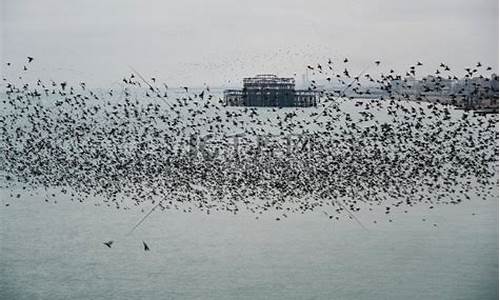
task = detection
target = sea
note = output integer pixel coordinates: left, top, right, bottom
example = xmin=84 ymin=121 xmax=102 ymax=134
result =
xmin=0 ymin=88 xmax=498 ymax=300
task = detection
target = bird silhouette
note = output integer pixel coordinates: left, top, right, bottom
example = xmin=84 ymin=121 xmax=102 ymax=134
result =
xmin=0 ymin=57 xmax=497 ymax=238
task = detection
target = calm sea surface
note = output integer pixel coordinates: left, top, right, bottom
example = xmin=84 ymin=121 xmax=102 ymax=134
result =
xmin=0 ymin=188 xmax=498 ymax=300
xmin=0 ymin=92 xmax=498 ymax=299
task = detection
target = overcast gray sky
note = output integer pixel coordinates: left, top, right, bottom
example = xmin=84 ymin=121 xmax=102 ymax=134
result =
xmin=1 ymin=0 xmax=498 ymax=87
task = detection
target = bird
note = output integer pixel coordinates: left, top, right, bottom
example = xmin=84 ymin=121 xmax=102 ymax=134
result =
xmin=0 ymin=57 xmax=497 ymax=241
xmin=27 ymin=56 xmax=34 ymax=63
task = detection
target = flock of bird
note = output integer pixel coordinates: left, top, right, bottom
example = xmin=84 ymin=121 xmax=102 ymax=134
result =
xmin=1 ymin=57 xmax=498 ymax=250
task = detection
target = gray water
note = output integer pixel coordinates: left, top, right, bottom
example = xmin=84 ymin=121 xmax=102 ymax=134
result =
xmin=0 ymin=92 xmax=498 ymax=299
xmin=0 ymin=187 xmax=498 ymax=300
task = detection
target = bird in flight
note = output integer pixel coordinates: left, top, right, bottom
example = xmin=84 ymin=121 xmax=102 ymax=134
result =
xmin=143 ymin=241 xmax=150 ymax=251
xmin=103 ymin=241 xmax=114 ymax=248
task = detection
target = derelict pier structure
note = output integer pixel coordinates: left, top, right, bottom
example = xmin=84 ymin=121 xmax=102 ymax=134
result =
xmin=224 ymin=74 xmax=318 ymax=107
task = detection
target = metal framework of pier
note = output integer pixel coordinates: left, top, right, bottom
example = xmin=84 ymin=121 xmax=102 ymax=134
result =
xmin=224 ymin=74 xmax=318 ymax=107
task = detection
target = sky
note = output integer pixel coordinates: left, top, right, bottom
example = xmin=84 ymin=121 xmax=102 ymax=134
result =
xmin=1 ymin=0 xmax=498 ymax=88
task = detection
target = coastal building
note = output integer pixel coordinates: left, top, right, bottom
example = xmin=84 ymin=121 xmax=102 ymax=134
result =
xmin=224 ymin=74 xmax=318 ymax=107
